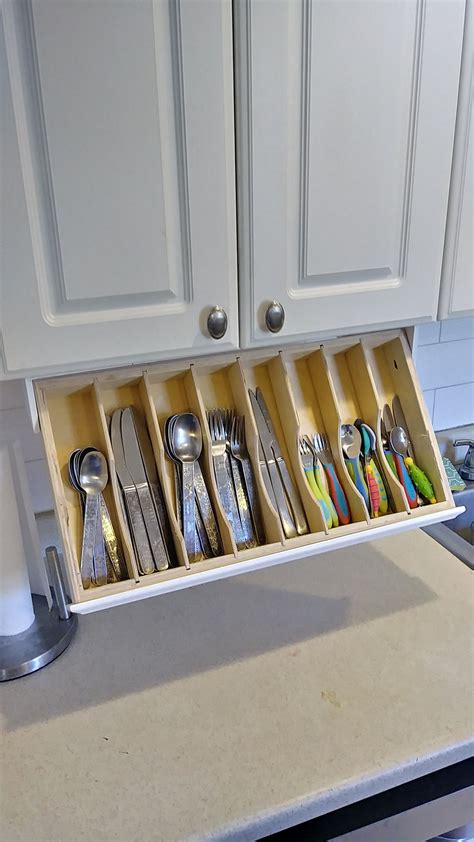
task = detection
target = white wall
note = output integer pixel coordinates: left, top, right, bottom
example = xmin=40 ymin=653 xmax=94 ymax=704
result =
xmin=0 ymin=380 xmax=53 ymax=512
xmin=414 ymin=317 xmax=474 ymax=431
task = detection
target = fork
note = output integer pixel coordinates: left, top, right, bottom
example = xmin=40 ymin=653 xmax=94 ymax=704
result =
xmin=208 ymin=410 xmax=246 ymax=549
xmin=298 ymin=437 xmax=332 ymax=528
xmin=313 ymin=433 xmax=351 ymax=525
xmin=223 ymin=410 xmax=254 ymax=548
xmin=231 ymin=415 xmax=265 ymax=545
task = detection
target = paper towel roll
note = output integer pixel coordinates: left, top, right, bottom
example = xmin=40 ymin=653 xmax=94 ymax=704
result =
xmin=0 ymin=442 xmax=35 ymax=636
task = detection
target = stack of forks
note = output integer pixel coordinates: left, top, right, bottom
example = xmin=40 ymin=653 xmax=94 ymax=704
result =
xmin=208 ymin=409 xmax=265 ymax=550
xmin=298 ymin=432 xmax=351 ymax=528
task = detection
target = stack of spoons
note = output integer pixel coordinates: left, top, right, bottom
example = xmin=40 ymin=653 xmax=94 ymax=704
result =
xmin=164 ymin=413 xmax=223 ymax=563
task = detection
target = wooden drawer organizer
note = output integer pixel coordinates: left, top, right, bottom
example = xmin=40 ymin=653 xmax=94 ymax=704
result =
xmin=35 ymin=330 xmax=459 ymax=614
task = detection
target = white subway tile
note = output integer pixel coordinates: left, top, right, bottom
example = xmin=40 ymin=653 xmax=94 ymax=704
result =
xmin=415 ymin=338 xmax=474 ymax=390
xmin=422 ymin=390 xmax=435 ymax=420
xmin=432 ymin=383 xmax=474 ymax=431
xmin=415 ymin=321 xmax=441 ymax=346
xmin=440 ymin=317 xmax=474 ymax=343
xmin=0 ymin=379 xmax=25 ymax=411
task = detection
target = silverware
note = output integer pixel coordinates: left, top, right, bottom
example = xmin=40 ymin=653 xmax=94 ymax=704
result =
xmin=248 ymin=390 xmax=298 ymax=539
xmin=312 ymin=433 xmax=351 ymax=526
xmin=222 ymin=410 xmax=255 ymax=548
xmin=208 ymin=410 xmax=248 ymax=549
xmin=165 ymin=414 xmax=207 ymax=560
xmin=255 ymin=389 xmax=308 ymax=536
xmin=111 ymin=409 xmax=155 ymax=575
xmin=68 ymin=448 xmax=126 ymax=583
xmin=122 ymin=408 xmax=169 ymax=572
xmin=230 ymin=414 xmax=265 ymax=545
xmin=171 ymin=412 xmax=202 ymax=563
xmin=340 ymin=424 xmax=369 ymax=509
xmin=78 ymin=450 xmax=108 ymax=589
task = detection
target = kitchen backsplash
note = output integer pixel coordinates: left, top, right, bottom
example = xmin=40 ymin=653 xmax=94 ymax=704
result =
xmin=0 ymin=318 xmax=472 ymax=514
xmin=413 ymin=316 xmax=474 ymax=431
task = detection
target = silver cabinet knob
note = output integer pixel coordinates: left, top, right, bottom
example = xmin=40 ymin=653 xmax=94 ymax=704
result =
xmin=265 ymin=301 xmax=285 ymax=333
xmin=207 ymin=306 xmax=228 ymax=340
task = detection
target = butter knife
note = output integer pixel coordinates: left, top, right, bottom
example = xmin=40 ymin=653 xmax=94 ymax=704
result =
xmin=255 ymin=388 xmax=308 ymax=536
xmin=122 ymin=408 xmax=169 ymax=572
xmin=111 ymin=409 xmax=155 ymax=575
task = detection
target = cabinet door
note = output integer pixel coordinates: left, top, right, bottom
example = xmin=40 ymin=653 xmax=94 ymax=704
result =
xmin=1 ymin=0 xmax=237 ymax=375
xmin=439 ymin=0 xmax=474 ymax=320
xmin=235 ymin=0 xmax=465 ymax=347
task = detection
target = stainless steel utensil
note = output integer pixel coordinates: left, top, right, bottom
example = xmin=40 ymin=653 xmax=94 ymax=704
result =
xmin=79 ymin=450 xmax=108 ymax=589
xmin=340 ymin=424 xmax=369 ymax=509
xmin=129 ymin=406 xmax=177 ymax=566
xmin=255 ymin=388 xmax=308 ymax=536
xmin=164 ymin=415 xmax=206 ymax=559
xmin=208 ymin=409 xmax=247 ymax=549
xmin=122 ymin=407 xmax=169 ymax=572
xmin=248 ymin=390 xmax=298 ymax=539
xmin=223 ymin=410 xmax=255 ymax=548
xmin=312 ymin=433 xmax=351 ymax=525
xmin=171 ymin=413 xmax=202 ymax=563
xmin=111 ymin=409 xmax=155 ymax=575
xmin=230 ymin=414 xmax=265 ymax=545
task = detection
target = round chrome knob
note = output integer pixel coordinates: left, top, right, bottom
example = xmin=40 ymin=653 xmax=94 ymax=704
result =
xmin=265 ymin=301 xmax=285 ymax=333
xmin=207 ymin=306 xmax=228 ymax=340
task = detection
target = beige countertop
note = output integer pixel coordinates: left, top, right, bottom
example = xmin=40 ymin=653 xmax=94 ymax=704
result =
xmin=1 ymin=528 xmax=473 ymax=841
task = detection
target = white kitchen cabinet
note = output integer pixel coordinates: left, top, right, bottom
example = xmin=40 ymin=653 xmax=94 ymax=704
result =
xmin=439 ymin=0 xmax=474 ymax=320
xmin=235 ymin=0 xmax=466 ymax=347
xmin=1 ymin=0 xmax=238 ymax=376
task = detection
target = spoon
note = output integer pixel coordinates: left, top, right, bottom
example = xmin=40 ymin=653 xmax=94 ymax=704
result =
xmin=79 ymin=450 xmax=108 ymax=588
xmin=171 ymin=414 xmax=202 ymax=563
xmin=340 ymin=424 xmax=369 ymax=509
xmin=390 ymin=426 xmax=436 ymax=503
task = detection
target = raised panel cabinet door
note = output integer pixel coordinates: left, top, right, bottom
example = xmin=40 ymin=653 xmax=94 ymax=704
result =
xmin=439 ymin=0 xmax=474 ymax=320
xmin=235 ymin=0 xmax=466 ymax=347
xmin=1 ymin=0 xmax=238 ymax=375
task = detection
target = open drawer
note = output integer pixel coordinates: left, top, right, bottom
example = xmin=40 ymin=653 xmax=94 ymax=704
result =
xmin=34 ymin=330 xmax=461 ymax=614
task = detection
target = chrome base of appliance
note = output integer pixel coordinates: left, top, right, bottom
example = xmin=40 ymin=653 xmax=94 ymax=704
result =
xmin=0 ymin=593 xmax=77 ymax=681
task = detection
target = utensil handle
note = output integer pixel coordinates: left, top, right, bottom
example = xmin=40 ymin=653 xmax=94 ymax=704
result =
xmin=150 ymin=481 xmax=177 ymax=567
xmin=405 ymin=458 xmax=436 ymax=503
xmin=100 ymin=494 xmax=126 ymax=580
xmin=182 ymin=463 xmax=199 ymax=563
xmin=228 ymin=453 xmax=253 ymax=549
xmin=80 ymin=492 xmax=99 ymax=589
xmin=369 ymin=458 xmax=388 ymax=514
xmin=214 ymin=455 xmax=240 ymax=543
xmin=314 ymin=460 xmax=338 ymax=527
xmin=346 ymin=457 xmax=369 ymax=509
xmin=267 ymin=458 xmax=298 ymax=539
xmin=241 ymin=458 xmax=265 ymax=545
xmin=304 ymin=466 xmax=332 ymax=528
xmin=194 ymin=461 xmax=222 ymax=556
xmin=393 ymin=452 xmax=418 ymax=508
xmin=137 ymin=484 xmax=169 ymax=571
xmin=93 ymin=501 xmax=108 ymax=586
xmin=365 ymin=463 xmax=380 ymax=518
xmin=384 ymin=449 xmax=397 ymax=477
xmin=275 ymin=455 xmax=308 ymax=536
xmin=123 ymin=485 xmax=155 ymax=574
xmin=323 ymin=462 xmax=350 ymax=525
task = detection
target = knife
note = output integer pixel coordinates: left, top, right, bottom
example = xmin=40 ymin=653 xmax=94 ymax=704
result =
xmin=122 ymin=408 xmax=169 ymax=572
xmin=392 ymin=396 xmax=436 ymax=503
xmin=382 ymin=404 xmax=418 ymax=508
xmin=128 ymin=406 xmax=177 ymax=567
xmin=255 ymin=388 xmax=308 ymax=536
xmin=110 ymin=409 xmax=155 ymax=575
xmin=249 ymin=390 xmax=297 ymax=538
